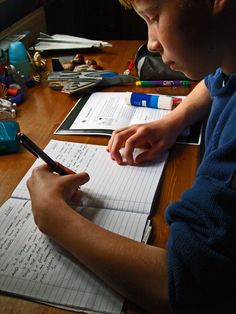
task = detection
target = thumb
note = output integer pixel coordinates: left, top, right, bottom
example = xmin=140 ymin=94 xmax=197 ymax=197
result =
xmin=135 ymin=149 xmax=157 ymax=164
xmin=62 ymin=172 xmax=90 ymax=190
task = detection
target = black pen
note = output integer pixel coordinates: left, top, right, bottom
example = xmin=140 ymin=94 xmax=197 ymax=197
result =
xmin=18 ymin=133 xmax=69 ymax=176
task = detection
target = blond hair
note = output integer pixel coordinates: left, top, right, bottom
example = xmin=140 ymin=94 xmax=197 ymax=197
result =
xmin=118 ymin=0 xmax=133 ymax=9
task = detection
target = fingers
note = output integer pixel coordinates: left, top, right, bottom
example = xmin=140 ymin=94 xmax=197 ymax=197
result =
xmin=123 ymin=133 xmax=145 ymax=165
xmin=107 ymin=121 xmax=173 ymax=165
xmin=109 ymin=125 xmax=155 ymax=165
xmin=107 ymin=127 xmax=127 ymax=164
xmin=134 ymin=147 xmax=161 ymax=164
xmin=56 ymin=162 xmax=76 ymax=174
xmin=107 ymin=126 xmax=140 ymax=164
xmin=107 ymin=126 xmax=128 ymax=153
xmin=27 ymin=164 xmax=52 ymax=188
xmin=27 ymin=164 xmax=90 ymax=193
xmin=62 ymin=172 xmax=90 ymax=191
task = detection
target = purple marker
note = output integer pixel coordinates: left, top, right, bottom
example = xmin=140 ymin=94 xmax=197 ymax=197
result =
xmin=136 ymin=80 xmax=196 ymax=87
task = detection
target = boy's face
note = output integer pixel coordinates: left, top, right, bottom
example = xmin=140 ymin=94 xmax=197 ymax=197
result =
xmin=133 ymin=0 xmax=219 ymax=80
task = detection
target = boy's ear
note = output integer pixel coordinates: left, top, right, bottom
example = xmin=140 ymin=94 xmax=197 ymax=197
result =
xmin=212 ymin=0 xmax=228 ymax=14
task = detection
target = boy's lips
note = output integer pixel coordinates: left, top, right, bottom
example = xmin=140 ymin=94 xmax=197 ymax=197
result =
xmin=170 ymin=63 xmax=176 ymax=70
xmin=164 ymin=60 xmax=176 ymax=70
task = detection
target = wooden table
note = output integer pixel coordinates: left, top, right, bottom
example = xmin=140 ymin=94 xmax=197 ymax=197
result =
xmin=0 ymin=40 xmax=201 ymax=314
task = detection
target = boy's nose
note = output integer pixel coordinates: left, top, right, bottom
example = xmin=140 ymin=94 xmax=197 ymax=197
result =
xmin=147 ymin=39 xmax=162 ymax=53
xmin=147 ymin=27 xmax=163 ymax=53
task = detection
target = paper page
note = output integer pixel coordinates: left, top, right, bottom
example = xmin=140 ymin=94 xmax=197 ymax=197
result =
xmin=129 ymin=106 xmax=170 ymax=125
xmin=55 ymin=93 xmax=201 ymax=145
xmin=12 ymin=140 xmax=167 ymax=214
xmin=70 ymin=92 xmax=136 ymax=131
xmin=0 ymin=198 xmax=148 ymax=313
xmin=69 ymin=92 xmax=170 ymax=132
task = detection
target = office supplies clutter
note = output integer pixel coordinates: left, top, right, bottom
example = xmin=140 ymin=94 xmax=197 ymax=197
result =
xmin=0 ymin=139 xmax=167 ymax=313
xmin=56 ymin=53 xmax=104 ymax=72
xmin=27 ymin=52 xmax=47 ymax=83
xmin=0 ymin=48 xmax=25 ymax=105
xmin=48 ymin=70 xmax=137 ymax=94
xmin=0 ymin=120 xmax=20 ymax=154
xmin=0 ymin=44 xmax=34 ymax=105
xmin=48 ymin=52 xmax=137 ymax=93
xmin=0 ymin=98 xmax=17 ymax=119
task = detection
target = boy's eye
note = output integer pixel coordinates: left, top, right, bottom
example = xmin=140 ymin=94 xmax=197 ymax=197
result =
xmin=146 ymin=14 xmax=159 ymax=25
xmin=135 ymin=5 xmax=160 ymax=24
xmin=149 ymin=15 xmax=159 ymax=23
xmin=140 ymin=13 xmax=158 ymax=24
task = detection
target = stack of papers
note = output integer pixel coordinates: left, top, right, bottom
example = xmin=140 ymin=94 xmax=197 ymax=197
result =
xmin=31 ymin=32 xmax=112 ymax=52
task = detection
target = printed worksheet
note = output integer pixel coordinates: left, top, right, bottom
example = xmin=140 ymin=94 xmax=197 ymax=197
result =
xmin=55 ymin=92 xmax=171 ymax=136
xmin=70 ymin=92 xmax=169 ymax=130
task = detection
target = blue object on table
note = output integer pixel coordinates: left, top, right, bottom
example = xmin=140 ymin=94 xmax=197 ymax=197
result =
xmin=8 ymin=41 xmax=31 ymax=80
xmin=0 ymin=120 xmax=20 ymax=154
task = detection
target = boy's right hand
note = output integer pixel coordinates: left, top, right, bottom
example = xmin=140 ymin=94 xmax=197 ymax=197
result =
xmin=107 ymin=118 xmax=180 ymax=165
xmin=27 ymin=164 xmax=90 ymax=235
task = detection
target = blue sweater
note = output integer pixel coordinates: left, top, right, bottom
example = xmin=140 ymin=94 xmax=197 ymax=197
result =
xmin=166 ymin=68 xmax=236 ymax=313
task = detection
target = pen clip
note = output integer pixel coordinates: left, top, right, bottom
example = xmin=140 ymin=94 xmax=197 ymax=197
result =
xmin=18 ymin=132 xmax=39 ymax=158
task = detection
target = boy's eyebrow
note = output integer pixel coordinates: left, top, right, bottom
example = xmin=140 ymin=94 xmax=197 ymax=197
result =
xmin=134 ymin=1 xmax=162 ymax=15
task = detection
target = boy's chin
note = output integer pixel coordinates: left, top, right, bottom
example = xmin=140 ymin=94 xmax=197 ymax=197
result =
xmin=182 ymin=70 xmax=205 ymax=81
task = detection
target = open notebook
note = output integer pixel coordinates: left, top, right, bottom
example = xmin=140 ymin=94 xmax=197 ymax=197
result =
xmin=0 ymin=140 xmax=168 ymax=313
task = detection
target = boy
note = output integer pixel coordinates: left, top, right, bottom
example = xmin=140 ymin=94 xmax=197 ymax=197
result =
xmin=27 ymin=0 xmax=236 ymax=313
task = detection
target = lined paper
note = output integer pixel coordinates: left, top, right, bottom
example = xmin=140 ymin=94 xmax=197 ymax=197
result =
xmin=0 ymin=198 xmax=148 ymax=313
xmin=12 ymin=140 xmax=167 ymax=214
xmin=2 ymin=139 xmax=168 ymax=313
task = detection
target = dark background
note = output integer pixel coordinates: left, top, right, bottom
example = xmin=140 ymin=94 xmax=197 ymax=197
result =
xmin=0 ymin=0 xmax=147 ymax=40
xmin=0 ymin=0 xmax=40 ymax=31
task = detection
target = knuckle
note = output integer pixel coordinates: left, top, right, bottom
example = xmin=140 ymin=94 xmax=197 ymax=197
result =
xmin=125 ymin=137 xmax=135 ymax=149
xmin=112 ymin=129 xmax=120 ymax=136
xmin=138 ymin=125 xmax=151 ymax=135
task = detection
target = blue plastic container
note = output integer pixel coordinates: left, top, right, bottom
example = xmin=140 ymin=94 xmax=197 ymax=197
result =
xmin=8 ymin=41 xmax=31 ymax=79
